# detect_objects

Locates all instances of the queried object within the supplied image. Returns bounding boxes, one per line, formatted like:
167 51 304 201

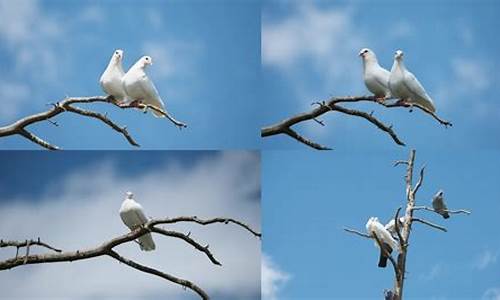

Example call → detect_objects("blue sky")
0 151 261 299
261 0 500 152
261 1 500 299
263 148 500 299
0 0 260 149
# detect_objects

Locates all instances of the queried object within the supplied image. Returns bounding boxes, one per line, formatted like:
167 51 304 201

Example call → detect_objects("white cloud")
142 40 201 80
0 152 261 299
451 57 490 92
0 0 63 77
474 250 498 270
419 263 443 281
78 5 105 23
261 253 290 300
262 2 366 100
0 0 66 118
483 288 500 300
147 9 164 29
435 56 492 110
388 20 414 39
262 3 362 71
0 80 31 119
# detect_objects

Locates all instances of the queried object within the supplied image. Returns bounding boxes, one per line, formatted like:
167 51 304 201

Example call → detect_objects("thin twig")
0 238 62 253
343 227 372 239
411 218 447 232
107 250 209 300
412 206 471 215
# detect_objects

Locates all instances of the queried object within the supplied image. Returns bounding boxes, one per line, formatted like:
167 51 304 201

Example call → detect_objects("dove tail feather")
138 233 156 251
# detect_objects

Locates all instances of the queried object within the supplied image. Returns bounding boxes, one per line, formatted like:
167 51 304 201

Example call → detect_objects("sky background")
0 151 261 299
261 0 500 152
0 0 260 150
261 0 500 299
262 148 500 300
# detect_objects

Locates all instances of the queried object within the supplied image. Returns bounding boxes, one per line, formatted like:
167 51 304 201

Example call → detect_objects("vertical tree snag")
344 150 470 299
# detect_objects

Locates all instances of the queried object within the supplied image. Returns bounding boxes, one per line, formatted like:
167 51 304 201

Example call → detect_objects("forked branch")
261 95 452 150
0 216 260 300
344 150 470 300
0 96 187 150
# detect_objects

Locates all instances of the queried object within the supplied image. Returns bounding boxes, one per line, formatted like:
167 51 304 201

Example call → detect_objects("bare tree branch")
411 218 447 232
412 206 471 215
107 250 209 300
345 150 470 300
261 95 452 150
393 207 405 248
412 165 425 196
0 216 260 300
343 227 372 239
0 96 187 150
0 238 62 253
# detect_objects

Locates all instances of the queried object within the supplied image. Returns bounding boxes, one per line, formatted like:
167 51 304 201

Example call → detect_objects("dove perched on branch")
359 48 391 101
366 217 398 268
122 56 166 117
432 190 450 219
389 50 436 112
385 216 406 240
100 49 127 104
119 192 156 251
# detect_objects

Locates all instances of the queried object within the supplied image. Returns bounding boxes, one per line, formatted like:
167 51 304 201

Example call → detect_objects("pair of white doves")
100 49 166 118
359 48 436 113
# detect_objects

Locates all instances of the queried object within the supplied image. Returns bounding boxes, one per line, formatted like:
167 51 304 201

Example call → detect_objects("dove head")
126 191 134 199
358 48 377 60
112 49 123 62
138 56 153 68
394 50 404 60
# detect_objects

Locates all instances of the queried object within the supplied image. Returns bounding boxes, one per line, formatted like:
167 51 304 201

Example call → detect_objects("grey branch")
343 227 372 239
261 95 452 150
0 216 260 300
411 218 447 232
0 238 62 253
0 96 187 150
412 206 471 216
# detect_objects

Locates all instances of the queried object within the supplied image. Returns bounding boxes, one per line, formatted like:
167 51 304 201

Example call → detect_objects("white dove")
389 50 436 112
366 217 398 268
99 49 127 104
385 216 406 239
359 48 391 101
119 192 156 251
122 56 166 117
432 190 450 219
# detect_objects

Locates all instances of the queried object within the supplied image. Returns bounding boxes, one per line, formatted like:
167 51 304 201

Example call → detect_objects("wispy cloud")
452 57 491 92
483 288 500 300
0 152 261 299
0 0 66 119
262 253 290 300
0 80 31 119
419 263 444 281
474 249 498 270
262 2 365 95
